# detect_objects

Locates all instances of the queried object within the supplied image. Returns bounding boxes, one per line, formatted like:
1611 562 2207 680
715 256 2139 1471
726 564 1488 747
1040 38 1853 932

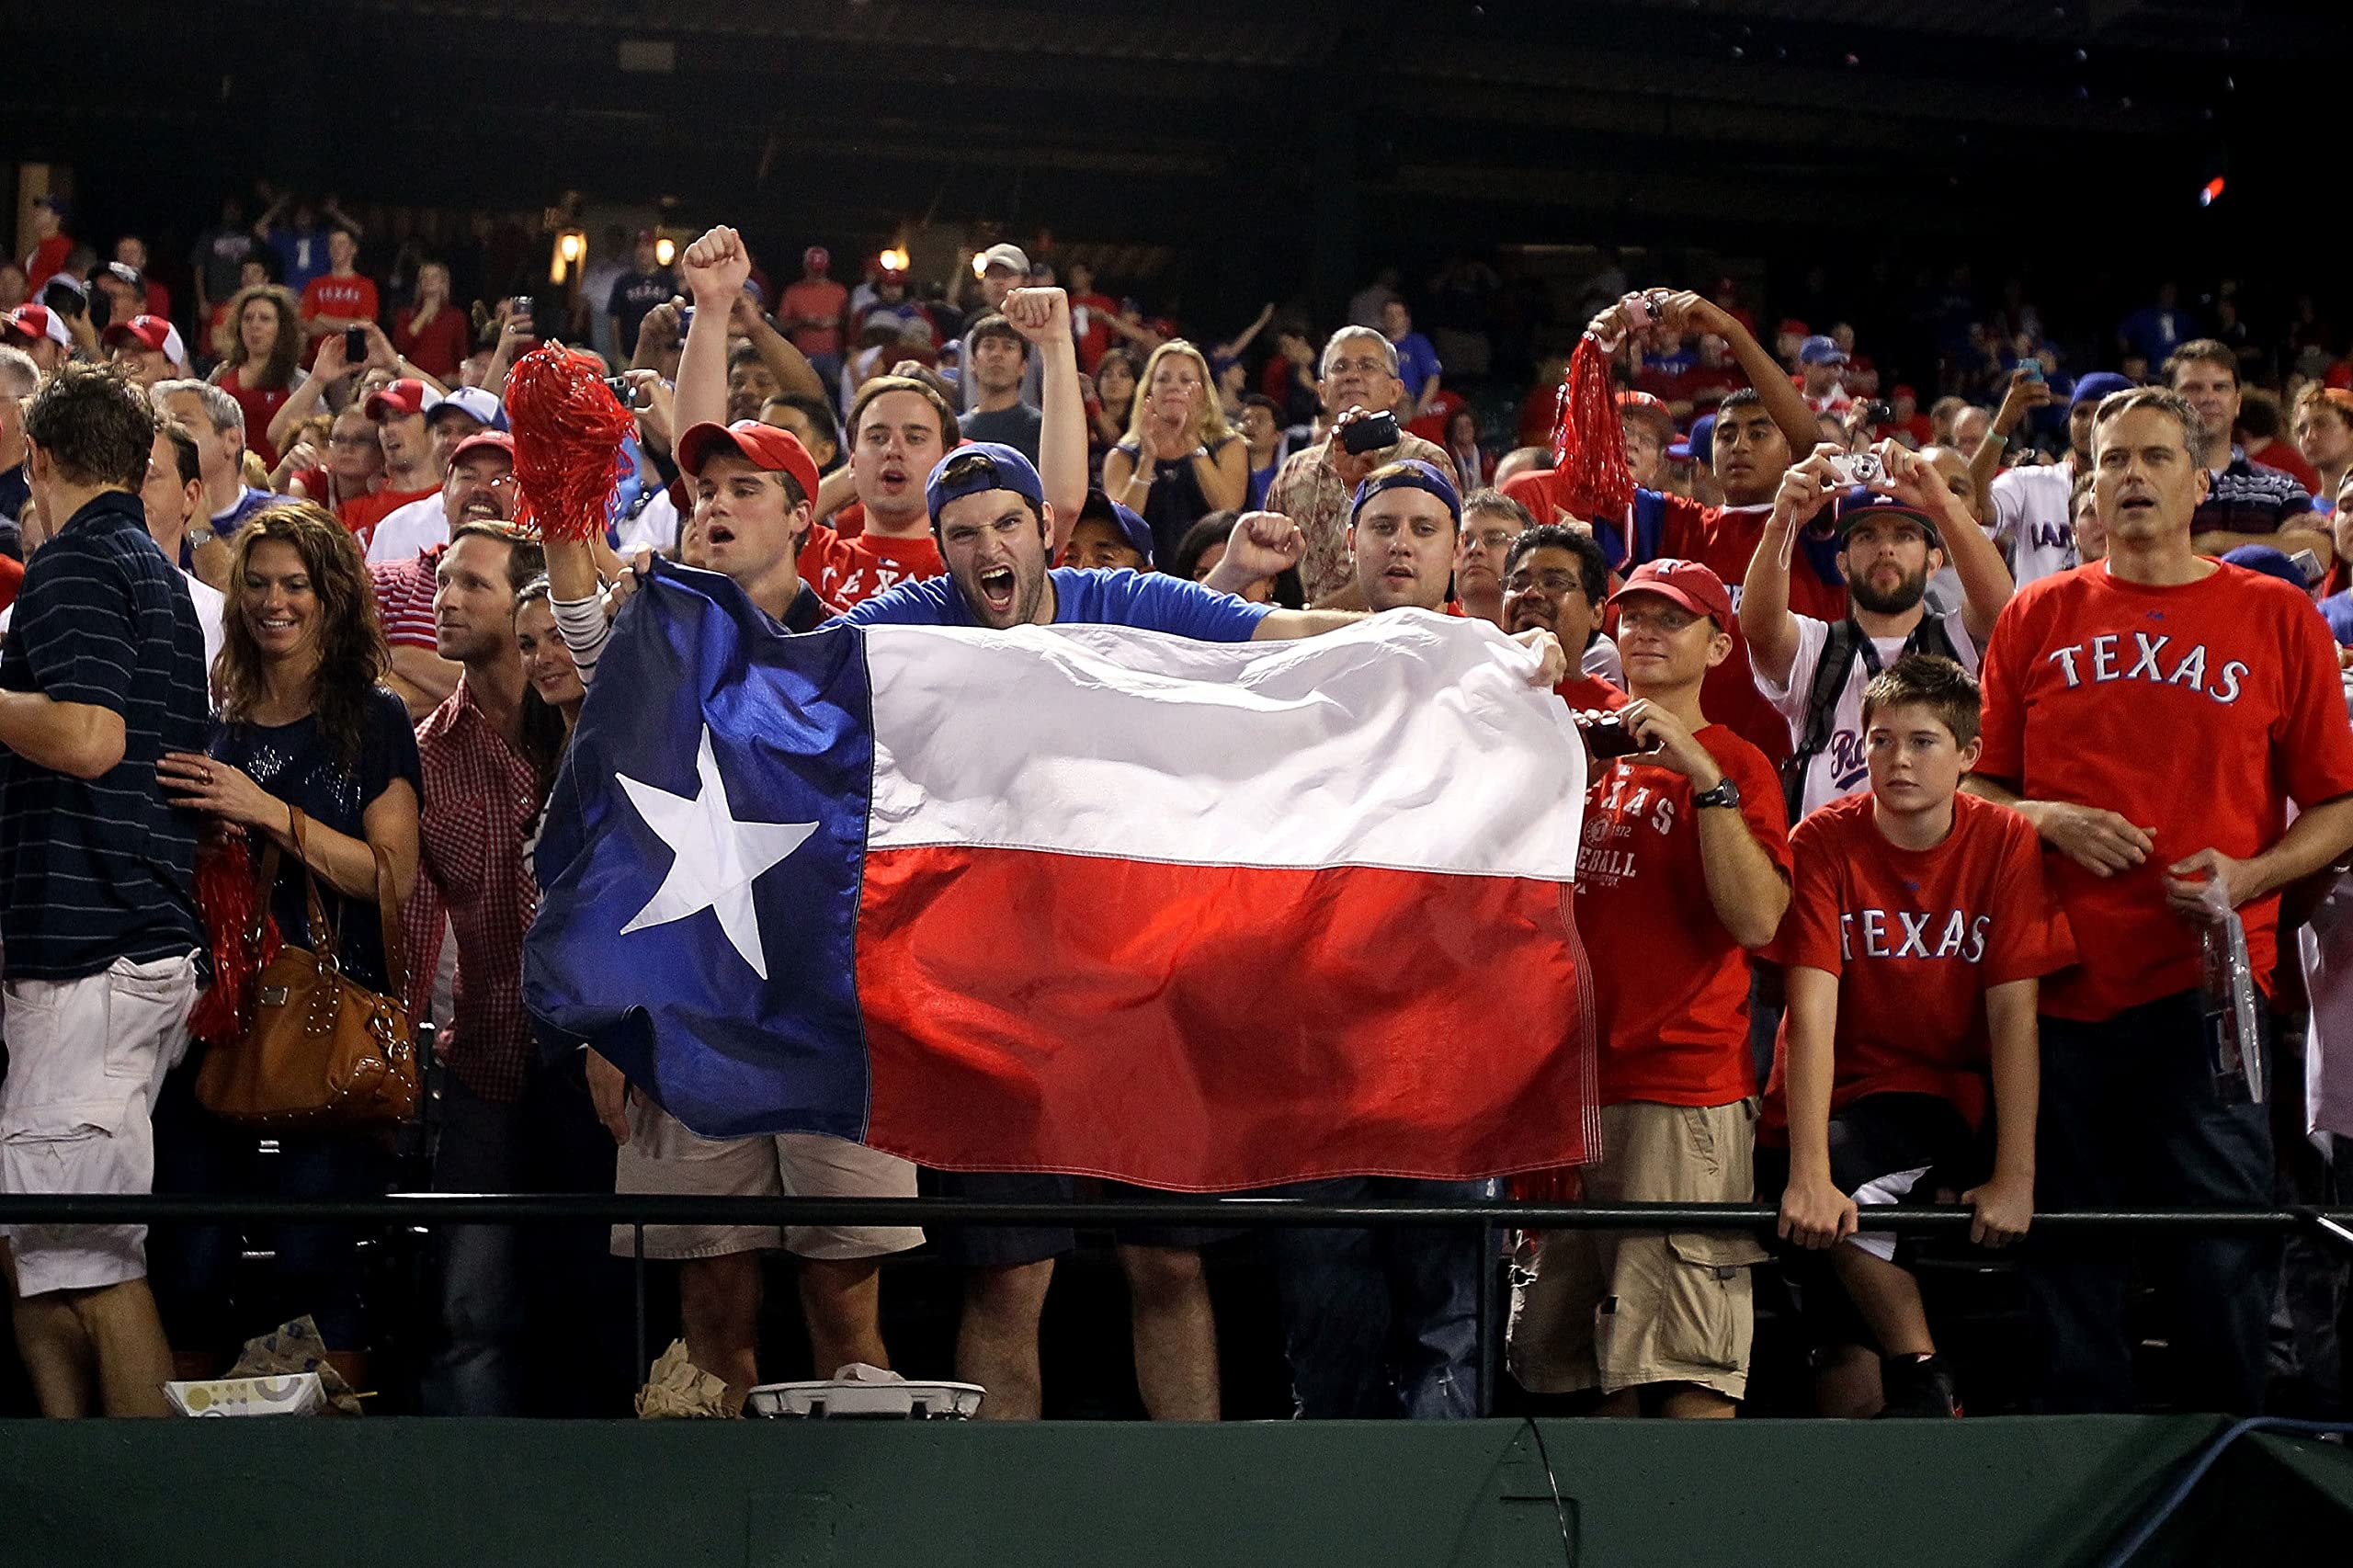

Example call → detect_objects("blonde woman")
1102 339 1248 561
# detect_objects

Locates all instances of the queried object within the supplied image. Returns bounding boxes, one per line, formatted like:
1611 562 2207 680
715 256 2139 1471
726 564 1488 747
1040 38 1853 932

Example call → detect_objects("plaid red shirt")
414 675 543 1103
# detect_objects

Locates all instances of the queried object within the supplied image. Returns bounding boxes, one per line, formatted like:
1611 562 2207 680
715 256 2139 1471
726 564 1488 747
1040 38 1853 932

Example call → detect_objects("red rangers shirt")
1575 724 1790 1105
1762 790 2076 1136
1976 559 2353 1021
801 524 943 609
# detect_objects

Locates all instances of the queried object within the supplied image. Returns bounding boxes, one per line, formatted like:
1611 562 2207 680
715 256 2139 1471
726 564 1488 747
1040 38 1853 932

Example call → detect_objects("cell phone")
1340 410 1402 455
511 296 535 321
1865 401 1893 425
344 326 368 362
605 374 642 408
1574 710 1646 760
678 305 696 332
2290 548 2325 586
2019 358 2043 381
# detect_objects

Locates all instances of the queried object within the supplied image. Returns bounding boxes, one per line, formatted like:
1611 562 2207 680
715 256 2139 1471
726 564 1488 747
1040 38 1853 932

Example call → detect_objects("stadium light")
654 235 677 267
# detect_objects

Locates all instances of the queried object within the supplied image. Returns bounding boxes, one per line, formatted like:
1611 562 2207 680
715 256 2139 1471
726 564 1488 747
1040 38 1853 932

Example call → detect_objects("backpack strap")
1779 618 1863 823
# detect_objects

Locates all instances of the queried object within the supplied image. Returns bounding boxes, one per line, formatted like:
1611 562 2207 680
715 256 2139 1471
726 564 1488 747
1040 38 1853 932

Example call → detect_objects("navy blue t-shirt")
0 492 210 980
835 566 1271 642
210 686 421 994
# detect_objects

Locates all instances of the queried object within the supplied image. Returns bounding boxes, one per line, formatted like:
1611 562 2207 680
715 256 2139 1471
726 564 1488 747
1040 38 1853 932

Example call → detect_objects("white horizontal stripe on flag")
863 609 1586 878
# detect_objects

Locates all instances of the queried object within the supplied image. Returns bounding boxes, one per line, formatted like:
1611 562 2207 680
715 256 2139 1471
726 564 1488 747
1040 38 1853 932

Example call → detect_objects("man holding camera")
1264 325 1458 610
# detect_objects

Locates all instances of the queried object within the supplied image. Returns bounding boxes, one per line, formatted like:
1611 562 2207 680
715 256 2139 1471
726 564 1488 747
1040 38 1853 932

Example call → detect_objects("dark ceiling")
6 0 2339 318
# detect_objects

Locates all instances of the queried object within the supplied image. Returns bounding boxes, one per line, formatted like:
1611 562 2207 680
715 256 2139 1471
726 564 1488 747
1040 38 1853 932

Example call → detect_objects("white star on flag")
617 727 816 981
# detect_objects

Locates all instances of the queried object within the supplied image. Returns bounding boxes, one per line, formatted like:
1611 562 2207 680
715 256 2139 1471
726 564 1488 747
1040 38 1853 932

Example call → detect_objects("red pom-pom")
188 834 282 1047
1545 333 1637 528
505 346 638 543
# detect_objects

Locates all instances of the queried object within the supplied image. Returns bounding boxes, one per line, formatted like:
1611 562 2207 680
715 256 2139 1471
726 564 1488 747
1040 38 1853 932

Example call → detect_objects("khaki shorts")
609 1097 923 1263
1508 1096 1769 1401
0 954 198 1298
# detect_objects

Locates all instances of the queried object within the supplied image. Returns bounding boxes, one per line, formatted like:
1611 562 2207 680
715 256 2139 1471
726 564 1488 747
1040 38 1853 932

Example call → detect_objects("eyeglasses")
1325 356 1389 377
1464 528 1518 552
327 435 377 449
1616 605 1701 634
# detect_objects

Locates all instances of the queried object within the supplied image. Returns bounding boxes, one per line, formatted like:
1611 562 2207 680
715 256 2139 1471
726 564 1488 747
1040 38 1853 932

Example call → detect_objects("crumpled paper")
635 1338 736 1418
225 1315 363 1415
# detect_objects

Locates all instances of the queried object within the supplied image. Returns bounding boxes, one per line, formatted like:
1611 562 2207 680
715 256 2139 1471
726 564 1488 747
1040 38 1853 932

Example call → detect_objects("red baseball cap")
447 430 515 468
1776 317 1810 339
102 313 187 363
3 303 70 347
1608 558 1733 629
676 419 821 505
1616 389 1675 437
366 378 430 420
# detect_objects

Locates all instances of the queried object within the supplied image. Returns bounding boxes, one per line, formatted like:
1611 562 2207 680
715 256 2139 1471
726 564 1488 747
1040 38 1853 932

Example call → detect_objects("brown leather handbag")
195 806 419 1130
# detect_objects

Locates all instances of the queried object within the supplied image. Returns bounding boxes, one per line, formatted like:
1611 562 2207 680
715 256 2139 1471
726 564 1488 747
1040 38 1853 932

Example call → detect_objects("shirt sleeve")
2274 589 2353 809
832 577 960 628
18 544 137 717
362 687 425 811
1753 612 1828 714
1983 807 2078 985
551 596 612 686
1972 596 2031 788
1116 572 1276 642
1770 819 1846 975
369 558 439 651
1987 470 2024 546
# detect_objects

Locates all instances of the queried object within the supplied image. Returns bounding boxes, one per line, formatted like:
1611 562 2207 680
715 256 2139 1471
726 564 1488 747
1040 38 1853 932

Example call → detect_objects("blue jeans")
2025 991 2277 1415
421 1069 527 1415
1268 1176 1493 1419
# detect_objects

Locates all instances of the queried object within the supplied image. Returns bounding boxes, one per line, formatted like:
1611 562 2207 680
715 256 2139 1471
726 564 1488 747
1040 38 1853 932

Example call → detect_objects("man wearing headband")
1346 458 1468 615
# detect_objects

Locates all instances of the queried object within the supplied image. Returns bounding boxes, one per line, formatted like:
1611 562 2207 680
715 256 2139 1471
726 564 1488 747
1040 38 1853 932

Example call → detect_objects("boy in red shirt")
299 228 379 366
1970 386 2353 1415
1509 559 1790 1418
1766 655 2075 1417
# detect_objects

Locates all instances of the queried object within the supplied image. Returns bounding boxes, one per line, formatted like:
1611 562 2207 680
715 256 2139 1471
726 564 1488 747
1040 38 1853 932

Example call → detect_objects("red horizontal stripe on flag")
857 846 1597 1189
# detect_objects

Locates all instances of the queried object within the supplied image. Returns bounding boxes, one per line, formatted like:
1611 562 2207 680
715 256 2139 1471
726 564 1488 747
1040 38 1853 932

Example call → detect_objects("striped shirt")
0 492 210 980
2194 454 2313 540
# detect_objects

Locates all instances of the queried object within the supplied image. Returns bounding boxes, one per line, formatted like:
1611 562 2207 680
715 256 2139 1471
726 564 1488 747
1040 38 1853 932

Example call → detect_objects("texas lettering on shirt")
2040 628 2246 704
1838 906 1993 964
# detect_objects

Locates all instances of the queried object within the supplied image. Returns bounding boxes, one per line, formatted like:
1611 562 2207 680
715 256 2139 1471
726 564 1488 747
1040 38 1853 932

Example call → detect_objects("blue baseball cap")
1075 489 1155 566
2222 544 2317 590
1834 487 1941 549
925 441 1044 522
1799 335 1847 367
1349 458 1462 524
1688 413 1717 468
2070 370 2136 408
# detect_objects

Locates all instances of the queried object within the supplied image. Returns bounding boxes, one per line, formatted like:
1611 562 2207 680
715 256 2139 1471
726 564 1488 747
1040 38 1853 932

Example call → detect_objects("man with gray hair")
1263 324 1457 608
150 380 273 584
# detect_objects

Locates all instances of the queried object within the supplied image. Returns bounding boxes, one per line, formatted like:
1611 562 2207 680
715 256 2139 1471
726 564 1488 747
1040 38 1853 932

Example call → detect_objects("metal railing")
6 1192 2347 1416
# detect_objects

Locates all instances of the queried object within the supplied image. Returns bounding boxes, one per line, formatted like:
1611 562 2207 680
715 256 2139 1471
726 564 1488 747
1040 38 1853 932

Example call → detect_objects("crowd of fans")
2 184 2350 1427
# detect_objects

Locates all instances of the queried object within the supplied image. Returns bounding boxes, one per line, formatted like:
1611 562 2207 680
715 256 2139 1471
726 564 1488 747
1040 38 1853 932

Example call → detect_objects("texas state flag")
523 562 1597 1190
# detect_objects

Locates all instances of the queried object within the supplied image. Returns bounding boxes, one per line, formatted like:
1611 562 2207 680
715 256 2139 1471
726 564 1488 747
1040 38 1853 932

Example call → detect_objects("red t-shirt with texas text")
1976 561 2353 1021
1761 791 2076 1138
301 272 379 325
801 524 943 609
1575 724 1791 1106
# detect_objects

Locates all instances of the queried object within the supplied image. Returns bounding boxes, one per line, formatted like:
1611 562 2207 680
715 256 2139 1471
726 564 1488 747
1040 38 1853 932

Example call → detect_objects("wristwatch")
1691 776 1742 811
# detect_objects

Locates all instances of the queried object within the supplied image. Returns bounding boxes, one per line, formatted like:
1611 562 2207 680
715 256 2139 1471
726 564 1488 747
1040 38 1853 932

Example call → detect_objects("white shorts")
1 953 199 1298
610 1096 923 1263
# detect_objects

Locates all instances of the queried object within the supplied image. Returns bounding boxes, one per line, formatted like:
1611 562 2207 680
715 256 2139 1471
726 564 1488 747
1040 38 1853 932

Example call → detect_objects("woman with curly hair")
206 283 308 468
153 502 419 1379
1102 338 1248 562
